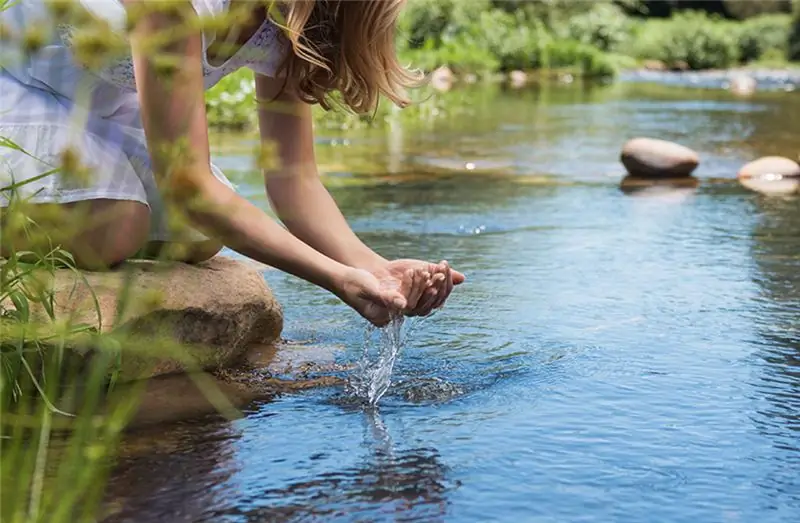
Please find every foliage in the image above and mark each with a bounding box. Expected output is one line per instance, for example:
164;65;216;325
790;0;800;60
735;14;793;62
564;3;635;52
630;11;740;69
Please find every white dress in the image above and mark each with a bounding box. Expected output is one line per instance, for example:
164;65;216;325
0;0;287;241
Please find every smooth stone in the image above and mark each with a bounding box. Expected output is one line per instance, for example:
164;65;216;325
729;75;757;96
11;256;284;382
430;66;454;92
509;70;527;88
737;156;800;180
620;137;700;178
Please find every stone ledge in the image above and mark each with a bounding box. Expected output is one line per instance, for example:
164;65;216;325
5;256;284;382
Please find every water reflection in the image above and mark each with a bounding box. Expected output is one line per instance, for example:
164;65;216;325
747;194;800;506
103;419;243;523
103;404;453;522
219;408;451;522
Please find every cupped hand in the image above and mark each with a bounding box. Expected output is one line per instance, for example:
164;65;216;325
335;266;433;327
380;259;465;317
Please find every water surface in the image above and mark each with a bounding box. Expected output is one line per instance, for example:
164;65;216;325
108;79;799;522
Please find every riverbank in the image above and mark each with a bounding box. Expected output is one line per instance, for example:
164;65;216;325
205;64;800;132
205;0;800;130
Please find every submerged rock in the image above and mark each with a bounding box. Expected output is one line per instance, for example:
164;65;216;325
395;377;465;404
32;256;284;381
620;137;700;178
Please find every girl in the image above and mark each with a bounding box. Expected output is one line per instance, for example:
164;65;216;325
0;0;465;327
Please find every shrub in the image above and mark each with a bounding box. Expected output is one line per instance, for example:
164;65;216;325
790;1;800;60
544;39;618;78
565;3;635;53
205;69;257;130
736;13;792;62
631;11;740;70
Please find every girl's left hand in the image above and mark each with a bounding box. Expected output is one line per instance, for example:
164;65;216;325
380;259;465;316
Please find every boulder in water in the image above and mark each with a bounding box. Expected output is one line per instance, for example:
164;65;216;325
620;137;700;178
738;156;800;179
12;256;284;382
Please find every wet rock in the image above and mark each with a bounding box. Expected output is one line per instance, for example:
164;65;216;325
33;256;284;381
728;75;757;96
116;341;348;428
509;70;527;88
738;156;800;179
738;156;800;195
430;66;454;92
620;137;700;178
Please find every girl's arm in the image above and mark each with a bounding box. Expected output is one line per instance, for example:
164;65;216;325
254;74;389;274
255;75;465;314
124;0;412;323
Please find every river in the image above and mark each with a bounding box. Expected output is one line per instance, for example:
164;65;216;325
105;77;799;522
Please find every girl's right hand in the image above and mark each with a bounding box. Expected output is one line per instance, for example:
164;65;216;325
335;267;432;327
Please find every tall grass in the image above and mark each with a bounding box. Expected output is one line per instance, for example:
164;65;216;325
0;3;248;521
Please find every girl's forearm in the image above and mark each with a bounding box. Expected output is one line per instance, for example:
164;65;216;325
185;175;350;293
266;174;389;272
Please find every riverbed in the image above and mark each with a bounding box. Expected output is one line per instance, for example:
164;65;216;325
106;78;799;522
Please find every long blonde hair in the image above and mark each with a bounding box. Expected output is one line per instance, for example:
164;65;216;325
268;0;422;114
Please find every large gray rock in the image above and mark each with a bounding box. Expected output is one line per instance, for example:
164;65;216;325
18;256;284;381
621;138;700;178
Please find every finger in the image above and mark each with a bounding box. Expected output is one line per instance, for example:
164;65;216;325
432;262;453;309
363;301;391;327
451;269;466;285
413;271;443;315
406;269;429;313
414;287;439;316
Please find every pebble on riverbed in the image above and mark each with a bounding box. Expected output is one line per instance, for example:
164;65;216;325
620;137;700;179
737;156;800;196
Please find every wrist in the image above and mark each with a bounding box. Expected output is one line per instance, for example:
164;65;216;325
351;252;389;274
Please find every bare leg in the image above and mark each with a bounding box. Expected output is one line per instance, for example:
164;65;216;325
138;239;223;264
1;199;150;270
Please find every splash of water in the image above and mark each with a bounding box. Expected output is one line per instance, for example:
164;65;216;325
345;315;408;407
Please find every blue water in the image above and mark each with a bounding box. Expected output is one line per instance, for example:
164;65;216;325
107;80;799;522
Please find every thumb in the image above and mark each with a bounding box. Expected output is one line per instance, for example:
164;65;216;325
383;289;407;310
